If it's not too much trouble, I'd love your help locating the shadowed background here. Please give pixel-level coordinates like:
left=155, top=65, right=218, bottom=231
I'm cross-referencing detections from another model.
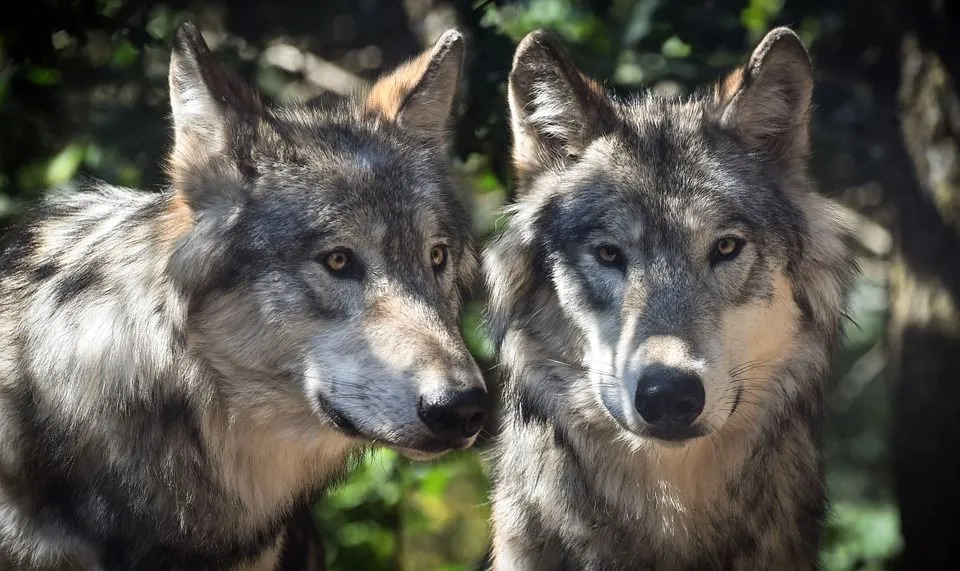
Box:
left=1, top=0, right=958, bottom=569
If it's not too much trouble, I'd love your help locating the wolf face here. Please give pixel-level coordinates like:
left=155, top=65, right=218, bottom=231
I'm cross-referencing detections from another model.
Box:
left=167, top=24, right=485, bottom=456
left=490, top=29, right=848, bottom=444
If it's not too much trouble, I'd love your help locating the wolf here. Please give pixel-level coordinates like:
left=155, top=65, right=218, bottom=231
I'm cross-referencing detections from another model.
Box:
left=0, top=22, right=487, bottom=570
left=484, top=27, right=857, bottom=570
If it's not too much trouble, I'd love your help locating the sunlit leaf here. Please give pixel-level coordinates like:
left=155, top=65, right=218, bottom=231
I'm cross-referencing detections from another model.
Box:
left=661, top=35, right=691, bottom=59
left=147, top=6, right=176, bottom=40
left=479, top=0, right=604, bottom=46
left=0, top=192, right=15, bottom=219
left=45, top=144, right=86, bottom=187
left=622, top=0, right=660, bottom=44
left=821, top=502, right=901, bottom=570
left=740, top=0, right=785, bottom=40
left=97, top=0, right=124, bottom=17
left=51, top=30, right=75, bottom=51
left=419, top=466, right=453, bottom=497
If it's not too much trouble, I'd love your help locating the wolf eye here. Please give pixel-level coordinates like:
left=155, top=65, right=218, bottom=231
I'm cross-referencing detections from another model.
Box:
left=430, top=244, right=448, bottom=271
left=595, top=244, right=625, bottom=268
left=323, top=249, right=353, bottom=275
left=711, top=237, right=745, bottom=264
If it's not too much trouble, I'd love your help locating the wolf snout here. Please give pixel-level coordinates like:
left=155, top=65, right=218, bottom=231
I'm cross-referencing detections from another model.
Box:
left=417, top=387, right=488, bottom=445
left=634, top=366, right=705, bottom=438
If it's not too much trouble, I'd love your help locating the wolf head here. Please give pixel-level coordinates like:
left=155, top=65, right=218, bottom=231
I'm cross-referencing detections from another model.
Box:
left=489, top=28, right=853, bottom=443
left=164, top=23, right=485, bottom=456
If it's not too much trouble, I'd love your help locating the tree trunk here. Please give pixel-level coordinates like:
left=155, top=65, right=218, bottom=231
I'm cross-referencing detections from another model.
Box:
left=889, top=3, right=960, bottom=567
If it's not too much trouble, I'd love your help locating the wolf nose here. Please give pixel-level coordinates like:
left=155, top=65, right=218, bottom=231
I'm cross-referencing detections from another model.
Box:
left=635, top=367, right=705, bottom=427
left=418, top=387, right=488, bottom=443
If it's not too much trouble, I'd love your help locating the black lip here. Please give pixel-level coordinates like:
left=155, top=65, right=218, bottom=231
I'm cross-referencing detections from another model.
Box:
left=315, top=393, right=360, bottom=436
left=607, top=411, right=709, bottom=443
left=643, top=423, right=709, bottom=443
left=314, top=395, right=470, bottom=453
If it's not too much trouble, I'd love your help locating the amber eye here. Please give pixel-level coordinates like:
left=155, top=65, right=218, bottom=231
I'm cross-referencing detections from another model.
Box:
left=430, top=245, right=448, bottom=270
left=717, top=238, right=738, bottom=256
left=712, top=236, right=744, bottom=264
left=325, top=250, right=350, bottom=273
left=595, top=244, right=624, bottom=268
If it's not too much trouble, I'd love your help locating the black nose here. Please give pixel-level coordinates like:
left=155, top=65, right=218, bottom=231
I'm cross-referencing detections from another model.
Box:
left=635, top=366, right=705, bottom=428
left=418, top=387, right=488, bottom=443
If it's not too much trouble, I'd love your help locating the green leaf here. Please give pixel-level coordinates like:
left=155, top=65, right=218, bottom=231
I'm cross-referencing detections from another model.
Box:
left=821, top=501, right=902, bottom=570
left=51, top=30, right=75, bottom=51
left=0, top=191, right=15, bottom=219
left=97, top=0, right=124, bottom=17
left=46, top=144, right=86, bottom=187
left=479, top=0, right=604, bottom=46
left=740, top=0, right=785, bottom=40
left=26, top=67, right=61, bottom=86
left=461, top=304, right=495, bottom=361
left=661, top=35, right=691, bottom=59
left=111, top=40, right=139, bottom=69
left=146, top=6, right=176, bottom=40
left=419, top=466, right=453, bottom=497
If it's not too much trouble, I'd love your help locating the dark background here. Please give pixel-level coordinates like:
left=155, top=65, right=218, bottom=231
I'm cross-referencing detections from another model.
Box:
left=1, top=0, right=958, bottom=569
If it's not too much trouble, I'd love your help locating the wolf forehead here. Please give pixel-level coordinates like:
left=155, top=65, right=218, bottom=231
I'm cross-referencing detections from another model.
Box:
left=210, top=109, right=468, bottom=240
left=540, top=99, right=807, bottom=245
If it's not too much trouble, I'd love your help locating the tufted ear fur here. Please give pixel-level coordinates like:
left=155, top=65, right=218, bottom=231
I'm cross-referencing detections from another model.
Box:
left=508, top=30, right=616, bottom=185
left=167, top=21, right=261, bottom=212
left=365, top=30, right=465, bottom=145
left=715, top=27, right=814, bottom=171
left=165, top=22, right=265, bottom=294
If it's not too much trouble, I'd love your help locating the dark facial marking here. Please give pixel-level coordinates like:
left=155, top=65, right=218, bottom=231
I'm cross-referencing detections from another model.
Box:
left=315, top=392, right=360, bottom=436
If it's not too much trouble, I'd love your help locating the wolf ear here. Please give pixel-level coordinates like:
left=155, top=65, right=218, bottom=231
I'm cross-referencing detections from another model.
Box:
left=168, top=22, right=261, bottom=207
left=508, top=30, right=615, bottom=184
left=365, top=30, right=464, bottom=144
left=716, top=27, right=813, bottom=169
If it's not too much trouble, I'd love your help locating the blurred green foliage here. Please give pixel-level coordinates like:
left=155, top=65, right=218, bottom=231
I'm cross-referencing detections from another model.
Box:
left=317, top=449, right=492, bottom=570
left=0, top=0, right=905, bottom=569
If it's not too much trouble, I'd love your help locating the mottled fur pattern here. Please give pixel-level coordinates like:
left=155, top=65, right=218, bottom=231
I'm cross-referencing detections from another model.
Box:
left=486, top=28, right=857, bottom=570
left=0, top=23, right=485, bottom=570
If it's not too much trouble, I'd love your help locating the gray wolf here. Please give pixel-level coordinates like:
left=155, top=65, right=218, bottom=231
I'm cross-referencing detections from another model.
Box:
left=0, top=22, right=486, bottom=570
left=485, top=27, right=856, bottom=570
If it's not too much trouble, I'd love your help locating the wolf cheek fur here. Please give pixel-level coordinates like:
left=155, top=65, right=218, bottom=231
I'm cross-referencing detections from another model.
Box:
left=486, top=28, right=857, bottom=570
left=0, top=23, right=486, bottom=570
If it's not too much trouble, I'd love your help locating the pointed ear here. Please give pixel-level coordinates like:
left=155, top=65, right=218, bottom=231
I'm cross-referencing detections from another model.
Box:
left=716, top=27, right=813, bottom=169
left=508, top=30, right=615, bottom=183
left=365, top=29, right=464, bottom=144
left=167, top=22, right=261, bottom=206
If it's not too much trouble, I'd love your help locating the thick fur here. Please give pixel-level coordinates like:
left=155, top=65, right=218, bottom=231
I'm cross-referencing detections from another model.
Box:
left=486, top=28, right=857, bottom=570
left=0, top=23, right=484, bottom=570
